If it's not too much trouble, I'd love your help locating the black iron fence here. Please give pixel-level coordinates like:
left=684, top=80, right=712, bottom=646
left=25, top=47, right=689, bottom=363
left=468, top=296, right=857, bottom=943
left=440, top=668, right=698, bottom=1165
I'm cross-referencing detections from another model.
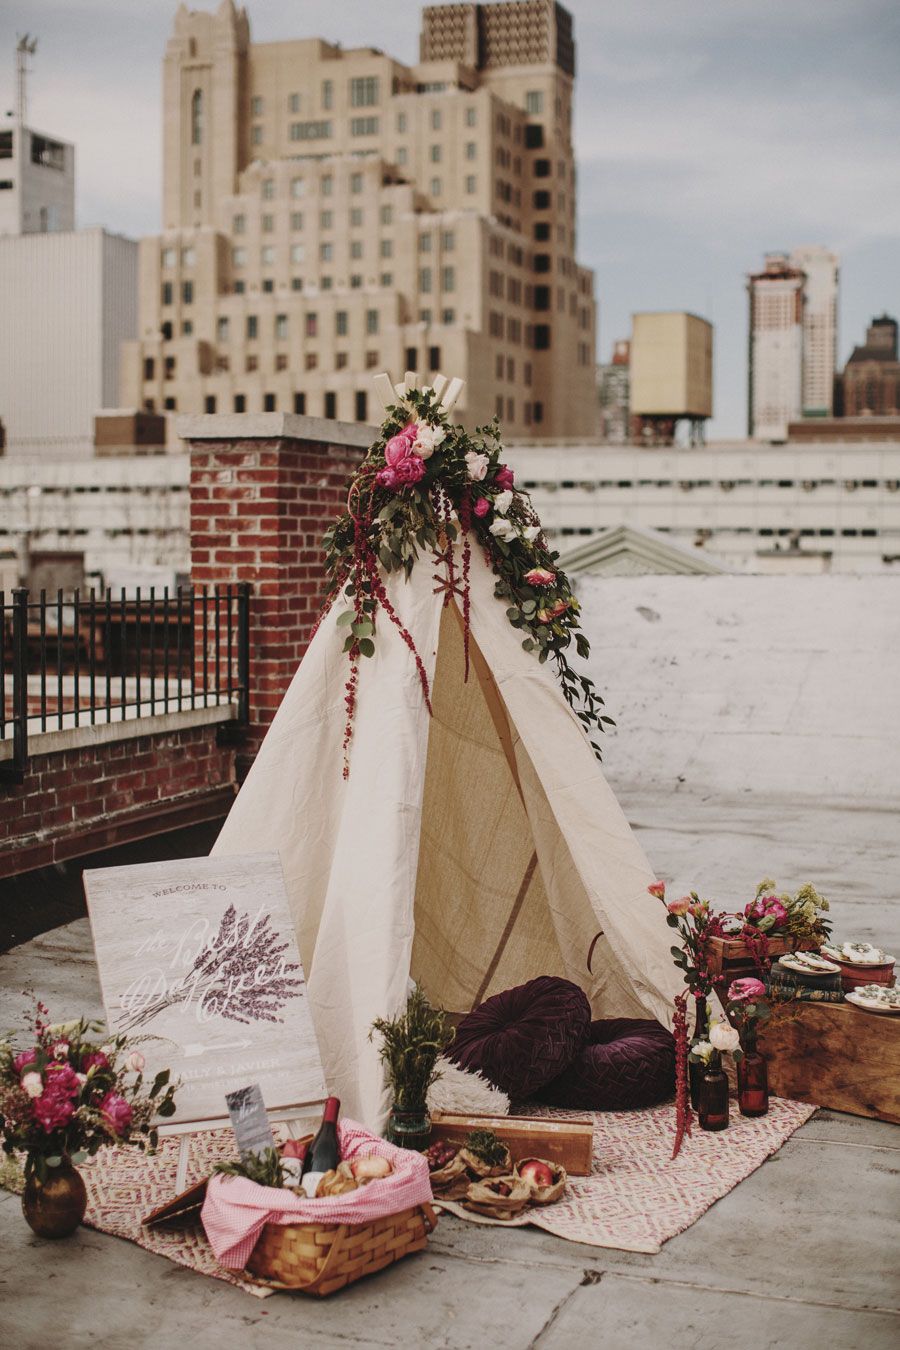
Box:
left=0, top=584, right=250, bottom=785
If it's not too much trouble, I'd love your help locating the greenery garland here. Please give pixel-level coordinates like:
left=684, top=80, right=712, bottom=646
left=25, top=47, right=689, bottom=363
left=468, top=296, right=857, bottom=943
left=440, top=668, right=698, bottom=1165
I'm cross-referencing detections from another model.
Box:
left=322, top=386, right=614, bottom=774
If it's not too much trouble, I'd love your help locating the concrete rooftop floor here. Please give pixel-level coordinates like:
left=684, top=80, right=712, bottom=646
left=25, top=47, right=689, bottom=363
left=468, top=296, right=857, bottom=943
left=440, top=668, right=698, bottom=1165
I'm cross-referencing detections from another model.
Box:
left=2, top=574, right=899, bottom=1346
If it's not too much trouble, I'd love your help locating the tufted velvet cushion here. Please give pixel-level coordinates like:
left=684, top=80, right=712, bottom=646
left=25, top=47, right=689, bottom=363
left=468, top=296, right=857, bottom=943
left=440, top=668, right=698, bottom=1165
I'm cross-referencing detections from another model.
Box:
left=449, top=977, right=592, bottom=1098
left=537, top=1017, right=675, bottom=1111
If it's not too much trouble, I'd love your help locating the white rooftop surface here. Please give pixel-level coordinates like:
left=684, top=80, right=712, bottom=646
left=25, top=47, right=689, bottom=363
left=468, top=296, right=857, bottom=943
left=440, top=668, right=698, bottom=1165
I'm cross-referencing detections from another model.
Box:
left=583, top=574, right=900, bottom=952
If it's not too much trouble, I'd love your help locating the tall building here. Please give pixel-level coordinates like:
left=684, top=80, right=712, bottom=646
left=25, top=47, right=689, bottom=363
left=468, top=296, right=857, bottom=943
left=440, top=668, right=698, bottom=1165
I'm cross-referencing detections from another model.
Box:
left=122, top=0, right=597, bottom=437
left=0, top=41, right=137, bottom=459
left=792, top=244, right=839, bottom=418
left=597, top=339, right=629, bottom=444
left=840, top=315, right=900, bottom=417
left=747, top=246, right=839, bottom=441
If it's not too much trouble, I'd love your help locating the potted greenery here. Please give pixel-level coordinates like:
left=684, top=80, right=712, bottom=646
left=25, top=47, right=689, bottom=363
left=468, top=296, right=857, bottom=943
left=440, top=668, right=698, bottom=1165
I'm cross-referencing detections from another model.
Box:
left=370, top=984, right=451, bottom=1150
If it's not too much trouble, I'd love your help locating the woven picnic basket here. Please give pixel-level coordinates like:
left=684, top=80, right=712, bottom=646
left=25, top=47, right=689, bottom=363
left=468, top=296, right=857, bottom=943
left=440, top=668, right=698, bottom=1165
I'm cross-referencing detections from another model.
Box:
left=243, top=1201, right=437, bottom=1296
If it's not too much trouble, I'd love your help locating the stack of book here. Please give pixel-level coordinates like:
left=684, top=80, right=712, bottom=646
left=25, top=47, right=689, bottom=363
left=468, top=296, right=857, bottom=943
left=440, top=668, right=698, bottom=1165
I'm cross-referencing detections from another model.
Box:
left=768, top=957, right=844, bottom=1003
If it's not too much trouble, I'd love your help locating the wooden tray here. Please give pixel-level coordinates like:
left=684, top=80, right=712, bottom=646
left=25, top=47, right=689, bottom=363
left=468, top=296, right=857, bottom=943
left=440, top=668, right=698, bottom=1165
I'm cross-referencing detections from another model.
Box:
left=429, top=1111, right=594, bottom=1176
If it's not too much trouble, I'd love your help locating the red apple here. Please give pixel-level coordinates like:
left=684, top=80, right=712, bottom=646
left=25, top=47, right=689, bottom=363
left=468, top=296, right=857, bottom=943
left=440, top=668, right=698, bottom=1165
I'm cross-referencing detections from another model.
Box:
left=518, top=1158, right=554, bottom=1188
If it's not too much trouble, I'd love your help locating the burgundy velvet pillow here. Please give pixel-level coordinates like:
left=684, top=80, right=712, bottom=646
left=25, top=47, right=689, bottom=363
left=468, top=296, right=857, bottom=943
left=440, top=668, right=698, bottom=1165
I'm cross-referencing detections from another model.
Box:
left=449, top=976, right=592, bottom=1098
left=537, top=1017, right=675, bottom=1111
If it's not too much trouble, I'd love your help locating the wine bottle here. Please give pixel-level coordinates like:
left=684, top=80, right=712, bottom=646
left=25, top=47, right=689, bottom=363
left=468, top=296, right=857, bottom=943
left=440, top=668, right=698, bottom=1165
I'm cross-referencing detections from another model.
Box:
left=300, top=1097, right=340, bottom=1197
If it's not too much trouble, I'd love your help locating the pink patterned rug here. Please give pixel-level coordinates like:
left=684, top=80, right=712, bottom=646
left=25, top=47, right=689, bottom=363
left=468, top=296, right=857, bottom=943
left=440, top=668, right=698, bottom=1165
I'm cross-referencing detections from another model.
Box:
left=436, top=1097, right=816, bottom=1253
left=2, top=1097, right=814, bottom=1291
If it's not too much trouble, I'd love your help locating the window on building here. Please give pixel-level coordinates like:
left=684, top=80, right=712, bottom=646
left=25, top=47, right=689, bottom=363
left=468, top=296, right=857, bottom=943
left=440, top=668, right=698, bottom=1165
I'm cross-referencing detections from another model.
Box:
left=355, top=390, right=368, bottom=422
left=419, top=267, right=432, bottom=292
left=324, top=391, right=337, bottom=419
left=351, top=117, right=379, bottom=136
left=251, top=125, right=263, bottom=145
left=496, top=353, right=504, bottom=379
left=419, top=234, right=432, bottom=252
left=291, top=276, right=303, bottom=291
left=466, top=106, right=476, bottom=127
left=143, top=357, right=155, bottom=380
left=405, top=346, right=417, bottom=369
left=232, top=246, right=246, bottom=266
left=233, top=213, right=246, bottom=235
left=289, top=92, right=300, bottom=113
left=350, top=274, right=363, bottom=288
left=366, top=350, right=379, bottom=368
left=430, top=144, right=442, bottom=162
left=350, top=172, right=364, bottom=195
left=525, top=90, right=544, bottom=115
left=289, top=211, right=302, bottom=231
left=380, top=238, right=393, bottom=258
left=533, top=400, right=544, bottom=423
left=366, top=308, right=378, bottom=335
left=322, top=174, right=333, bottom=196
left=262, top=213, right=274, bottom=233
left=261, top=246, right=275, bottom=265
left=164, top=397, right=177, bottom=411
left=322, top=80, right=333, bottom=110
left=441, top=266, right=455, bottom=292
left=262, top=278, right=274, bottom=293
left=431, top=109, right=442, bottom=130
left=465, top=175, right=476, bottom=194
left=293, top=392, right=306, bottom=414
left=350, top=239, right=363, bottom=259
left=164, top=355, right=176, bottom=378
left=441, top=307, right=455, bottom=324
left=275, top=313, right=288, bottom=340
left=420, top=308, right=432, bottom=324
left=191, top=89, right=203, bottom=145
left=397, top=112, right=407, bottom=133
left=161, top=247, right=176, bottom=267
left=320, top=242, right=333, bottom=261
left=534, top=159, right=551, bottom=178
left=533, top=189, right=551, bottom=209
left=290, top=243, right=305, bottom=263
left=334, top=351, right=348, bottom=369
left=216, top=316, right=229, bottom=342
left=380, top=205, right=393, bottom=226
left=251, top=95, right=264, bottom=116
left=321, top=275, right=333, bottom=289
left=320, top=209, right=333, bottom=230
left=306, top=313, right=318, bottom=337
left=290, top=120, right=332, bottom=141
left=204, top=395, right=216, bottom=414
left=350, top=76, right=379, bottom=107
left=291, top=176, right=305, bottom=197
left=263, top=393, right=276, bottom=412
left=247, top=315, right=258, bottom=340
left=428, top=345, right=441, bottom=371
left=161, top=281, right=173, bottom=306
left=430, top=177, right=442, bottom=196
left=305, top=353, right=318, bottom=370
left=233, top=280, right=245, bottom=294
left=234, top=394, right=246, bottom=413
left=335, top=310, right=349, bottom=336
left=262, top=178, right=275, bottom=200
left=380, top=272, right=393, bottom=286
left=193, top=189, right=201, bottom=208
left=397, top=146, right=408, bottom=165
left=246, top=355, right=258, bottom=372
left=465, top=142, right=476, bottom=160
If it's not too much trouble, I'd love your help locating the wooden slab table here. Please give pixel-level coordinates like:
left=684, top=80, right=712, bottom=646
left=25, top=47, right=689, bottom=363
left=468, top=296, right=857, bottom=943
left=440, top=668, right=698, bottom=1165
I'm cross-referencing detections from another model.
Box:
left=759, top=1000, right=900, bottom=1125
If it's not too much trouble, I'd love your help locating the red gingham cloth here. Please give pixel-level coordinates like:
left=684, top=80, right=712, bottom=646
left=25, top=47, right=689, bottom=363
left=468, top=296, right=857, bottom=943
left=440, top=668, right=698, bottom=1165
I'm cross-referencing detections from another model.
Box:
left=201, top=1119, right=434, bottom=1269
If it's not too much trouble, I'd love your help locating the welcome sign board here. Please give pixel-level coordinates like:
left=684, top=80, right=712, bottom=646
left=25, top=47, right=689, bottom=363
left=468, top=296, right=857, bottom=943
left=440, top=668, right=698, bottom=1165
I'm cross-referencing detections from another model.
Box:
left=83, top=853, right=327, bottom=1126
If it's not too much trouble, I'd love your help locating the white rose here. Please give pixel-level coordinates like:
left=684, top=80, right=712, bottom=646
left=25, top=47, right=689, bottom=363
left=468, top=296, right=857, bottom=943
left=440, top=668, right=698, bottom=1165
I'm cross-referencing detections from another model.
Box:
left=522, top=524, right=541, bottom=542
left=489, top=518, right=517, bottom=542
left=709, top=1021, right=740, bottom=1053
left=465, top=451, right=489, bottom=482
left=127, top=1050, right=145, bottom=1073
left=22, top=1072, right=43, bottom=1098
left=412, top=424, right=436, bottom=459
left=690, top=1040, right=714, bottom=1063
left=494, top=489, right=514, bottom=515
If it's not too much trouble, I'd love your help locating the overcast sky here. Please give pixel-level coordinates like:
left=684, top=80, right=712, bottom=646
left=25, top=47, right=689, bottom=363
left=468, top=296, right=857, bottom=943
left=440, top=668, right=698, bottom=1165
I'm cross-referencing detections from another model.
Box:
left=2, top=0, right=899, bottom=437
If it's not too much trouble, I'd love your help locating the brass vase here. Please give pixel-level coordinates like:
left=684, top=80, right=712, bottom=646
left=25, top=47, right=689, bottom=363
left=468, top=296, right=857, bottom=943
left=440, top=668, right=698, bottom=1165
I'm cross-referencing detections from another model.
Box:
left=22, top=1156, right=88, bottom=1239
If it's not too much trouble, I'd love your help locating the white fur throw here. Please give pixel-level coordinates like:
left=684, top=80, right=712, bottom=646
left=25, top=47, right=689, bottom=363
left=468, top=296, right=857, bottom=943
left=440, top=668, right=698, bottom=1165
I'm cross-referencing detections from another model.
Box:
left=427, top=1056, right=510, bottom=1116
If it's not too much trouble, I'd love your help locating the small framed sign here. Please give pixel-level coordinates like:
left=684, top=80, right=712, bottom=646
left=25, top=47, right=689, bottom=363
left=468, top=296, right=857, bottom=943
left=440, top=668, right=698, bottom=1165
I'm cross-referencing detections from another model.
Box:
left=83, top=852, right=327, bottom=1127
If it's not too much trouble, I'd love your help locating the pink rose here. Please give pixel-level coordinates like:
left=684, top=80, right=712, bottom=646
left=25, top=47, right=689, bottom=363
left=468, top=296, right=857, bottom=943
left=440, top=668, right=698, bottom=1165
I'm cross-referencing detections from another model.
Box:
left=745, top=895, right=788, bottom=927
left=474, top=497, right=491, bottom=518
left=385, top=432, right=415, bottom=467
left=100, top=1091, right=133, bottom=1137
left=667, top=896, right=692, bottom=916
left=524, top=567, right=556, bottom=587
left=647, top=881, right=666, bottom=900
left=495, top=464, right=515, bottom=491
left=728, top=977, right=766, bottom=1003
left=82, top=1051, right=110, bottom=1074
left=126, top=1050, right=145, bottom=1073
left=13, top=1049, right=37, bottom=1075
left=537, top=598, right=569, bottom=622
left=376, top=466, right=399, bottom=489
left=33, top=1086, right=77, bottom=1133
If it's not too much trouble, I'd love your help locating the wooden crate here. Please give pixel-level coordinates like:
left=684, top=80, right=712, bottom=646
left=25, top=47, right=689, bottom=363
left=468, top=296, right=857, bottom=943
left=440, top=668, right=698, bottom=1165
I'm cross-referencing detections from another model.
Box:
left=759, top=1001, right=900, bottom=1125
left=706, top=933, right=802, bottom=976
left=429, top=1111, right=594, bottom=1176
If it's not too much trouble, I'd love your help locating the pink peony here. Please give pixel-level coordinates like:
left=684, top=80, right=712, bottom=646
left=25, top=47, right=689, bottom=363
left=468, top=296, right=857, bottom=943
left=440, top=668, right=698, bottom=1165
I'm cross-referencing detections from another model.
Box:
left=100, top=1091, right=133, bottom=1137
left=524, top=567, right=556, bottom=587
left=494, top=464, right=515, bottom=491
left=393, top=455, right=425, bottom=486
left=667, top=896, right=692, bottom=916
left=728, top=977, right=766, bottom=1003
left=32, top=1064, right=80, bottom=1133
left=647, top=881, right=666, bottom=900
left=13, top=1049, right=37, bottom=1075
left=82, top=1051, right=110, bottom=1074
left=474, top=497, right=491, bottom=518
left=376, top=465, right=399, bottom=489
left=384, top=432, right=415, bottom=467
left=745, top=895, right=788, bottom=927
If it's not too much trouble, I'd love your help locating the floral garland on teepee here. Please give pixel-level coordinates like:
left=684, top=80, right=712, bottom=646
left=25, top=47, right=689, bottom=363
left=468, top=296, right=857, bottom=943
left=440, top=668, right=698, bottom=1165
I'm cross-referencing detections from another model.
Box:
left=322, top=374, right=613, bottom=776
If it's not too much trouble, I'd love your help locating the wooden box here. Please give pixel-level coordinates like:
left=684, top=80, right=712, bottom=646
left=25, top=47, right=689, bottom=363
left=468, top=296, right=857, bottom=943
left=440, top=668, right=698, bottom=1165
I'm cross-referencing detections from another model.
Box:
left=759, top=1001, right=900, bottom=1125
left=428, top=1111, right=594, bottom=1176
left=707, top=933, right=802, bottom=976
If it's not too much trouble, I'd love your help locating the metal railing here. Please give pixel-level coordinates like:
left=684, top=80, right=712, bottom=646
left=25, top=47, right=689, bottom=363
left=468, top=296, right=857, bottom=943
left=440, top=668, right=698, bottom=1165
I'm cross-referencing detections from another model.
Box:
left=0, top=583, right=250, bottom=785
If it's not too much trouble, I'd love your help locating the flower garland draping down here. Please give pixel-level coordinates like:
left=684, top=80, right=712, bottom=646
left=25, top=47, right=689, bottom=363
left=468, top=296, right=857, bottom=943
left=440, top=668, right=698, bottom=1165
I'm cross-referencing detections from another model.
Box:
left=322, top=386, right=613, bottom=776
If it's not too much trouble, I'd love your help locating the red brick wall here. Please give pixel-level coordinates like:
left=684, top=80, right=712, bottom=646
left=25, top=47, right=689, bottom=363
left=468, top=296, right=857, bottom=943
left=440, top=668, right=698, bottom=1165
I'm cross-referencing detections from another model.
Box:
left=0, top=725, right=235, bottom=879
left=189, top=434, right=363, bottom=771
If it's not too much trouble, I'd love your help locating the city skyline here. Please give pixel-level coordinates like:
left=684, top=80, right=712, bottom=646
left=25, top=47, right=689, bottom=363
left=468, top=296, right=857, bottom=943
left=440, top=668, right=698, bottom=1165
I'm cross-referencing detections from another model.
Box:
left=1, top=0, right=898, bottom=438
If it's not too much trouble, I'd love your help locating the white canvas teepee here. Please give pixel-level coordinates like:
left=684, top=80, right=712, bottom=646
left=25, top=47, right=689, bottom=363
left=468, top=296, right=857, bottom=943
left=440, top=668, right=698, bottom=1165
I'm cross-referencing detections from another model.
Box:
left=212, top=375, right=684, bottom=1130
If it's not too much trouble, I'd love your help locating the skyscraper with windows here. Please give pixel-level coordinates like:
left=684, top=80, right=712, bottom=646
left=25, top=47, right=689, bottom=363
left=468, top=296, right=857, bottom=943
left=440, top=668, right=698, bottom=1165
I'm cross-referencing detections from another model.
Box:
left=122, top=0, right=597, bottom=437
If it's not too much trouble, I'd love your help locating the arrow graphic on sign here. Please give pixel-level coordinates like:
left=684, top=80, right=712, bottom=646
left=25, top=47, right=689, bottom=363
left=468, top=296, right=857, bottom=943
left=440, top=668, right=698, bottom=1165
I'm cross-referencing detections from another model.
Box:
left=182, top=1039, right=253, bottom=1057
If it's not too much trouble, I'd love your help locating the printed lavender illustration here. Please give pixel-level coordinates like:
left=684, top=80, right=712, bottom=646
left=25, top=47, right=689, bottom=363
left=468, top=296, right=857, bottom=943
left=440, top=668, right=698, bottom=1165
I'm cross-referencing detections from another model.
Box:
left=117, top=904, right=304, bottom=1032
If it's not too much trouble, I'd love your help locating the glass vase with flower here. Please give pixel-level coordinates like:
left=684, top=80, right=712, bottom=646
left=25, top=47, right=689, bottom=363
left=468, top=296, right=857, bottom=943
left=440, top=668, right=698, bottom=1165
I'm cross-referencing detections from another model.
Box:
left=0, top=1001, right=178, bottom=1238
left=725, top=978, right=772, bottom=1117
